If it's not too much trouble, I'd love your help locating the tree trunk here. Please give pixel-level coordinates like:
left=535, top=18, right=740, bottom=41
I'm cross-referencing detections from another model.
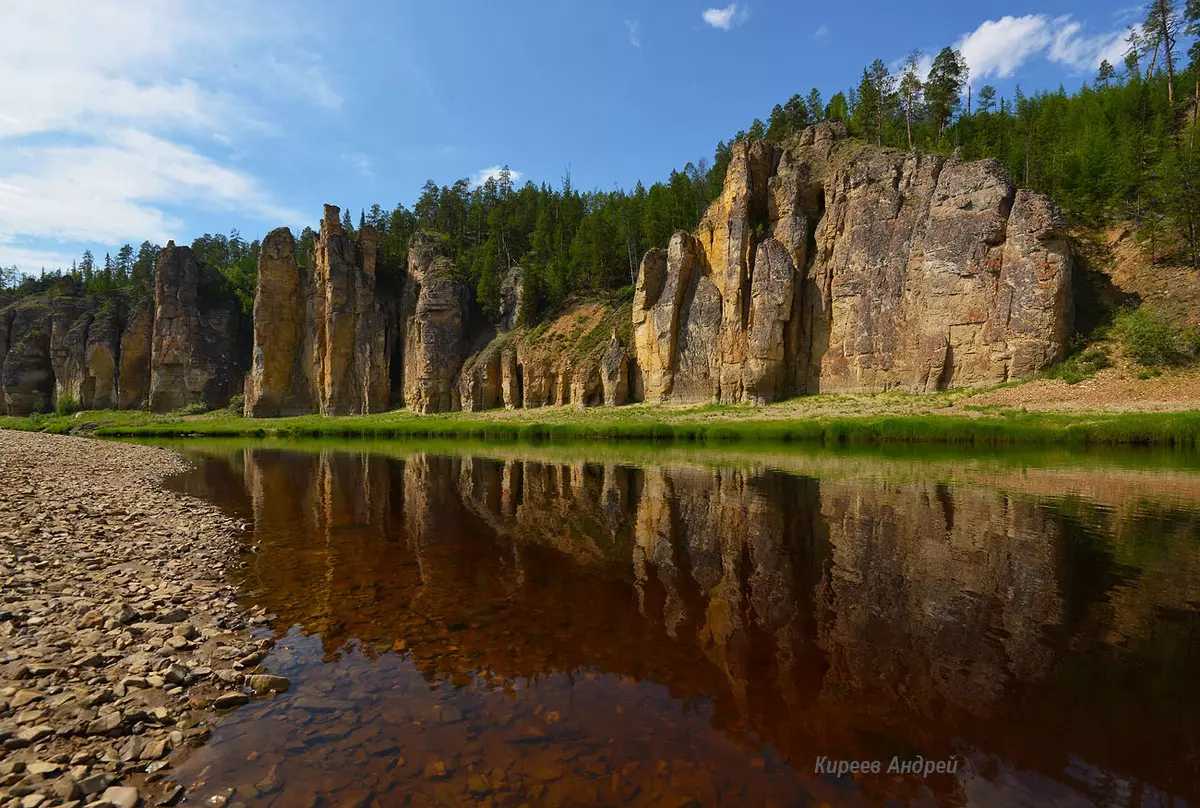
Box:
left=905, top=94, right=913, bottom=150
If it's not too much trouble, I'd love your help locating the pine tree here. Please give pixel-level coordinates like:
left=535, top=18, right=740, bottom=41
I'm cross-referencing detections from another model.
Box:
left=926, top=47, right=969, bottom=143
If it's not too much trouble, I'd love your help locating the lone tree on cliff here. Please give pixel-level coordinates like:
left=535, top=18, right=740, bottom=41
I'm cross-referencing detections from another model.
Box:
left=926, top=47, right=969, bottom=143
left=899, top=51, right=923, bottom=150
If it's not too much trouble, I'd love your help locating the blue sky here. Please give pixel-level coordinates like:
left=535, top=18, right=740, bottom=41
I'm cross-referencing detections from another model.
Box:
left=0, top=0, right=1152, bottom=272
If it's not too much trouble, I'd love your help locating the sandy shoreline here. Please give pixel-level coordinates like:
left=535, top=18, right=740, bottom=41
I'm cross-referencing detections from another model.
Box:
left=0, top=432, right=283, bottom=808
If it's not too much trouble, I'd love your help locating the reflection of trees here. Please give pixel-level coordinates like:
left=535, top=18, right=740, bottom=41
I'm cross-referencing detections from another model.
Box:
left=175, top=447, right=1200, bottom=803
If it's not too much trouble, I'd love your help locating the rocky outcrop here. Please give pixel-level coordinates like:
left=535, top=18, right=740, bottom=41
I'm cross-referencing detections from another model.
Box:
left=400, top=232, right=469, bottom=414
left=460, top=303, right=632, bottom=411
left=633, top=124, right=1073, bottom=403
left=117, top=304, right=152, bottom=411
left=243, top=228, right=313, bottom=417
left=148, top=243, right=240, bottom=412
left=243, top=208, right=392, bottom=417
left=310, top=206, right=391, bottom=415
left=84, top=308, right=120, bottom=409
left=458, top=345, right=502, bottom=412
left=1, top=301, right=54, bottom=416
left=500, top=266, right=524, bottom=331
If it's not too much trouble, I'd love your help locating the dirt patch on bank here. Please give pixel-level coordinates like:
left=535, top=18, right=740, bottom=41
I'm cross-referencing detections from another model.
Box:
left=959, top=367, right=1200, bottom=412
left=0, top=432, right=282, bottom=808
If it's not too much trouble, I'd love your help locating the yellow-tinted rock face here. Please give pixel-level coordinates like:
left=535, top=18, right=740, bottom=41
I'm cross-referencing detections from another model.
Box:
left=243, top=208, right=391, bottom=417
left=244, top=228, right=311, bottom=417
left=312, top=206, right=391, bottom=415
left=632, top=124, right=1073, bottom=402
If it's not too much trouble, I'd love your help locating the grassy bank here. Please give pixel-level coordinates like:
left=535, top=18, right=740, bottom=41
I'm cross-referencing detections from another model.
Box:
left=3, top=395, right=1200, bottom=448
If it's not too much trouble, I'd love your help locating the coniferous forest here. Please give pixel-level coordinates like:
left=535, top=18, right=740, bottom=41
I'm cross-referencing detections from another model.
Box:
left=3, top=1, right=1199, bottom=333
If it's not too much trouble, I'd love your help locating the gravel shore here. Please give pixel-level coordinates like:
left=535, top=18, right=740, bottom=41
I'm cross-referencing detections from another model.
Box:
left=0, top=432, right=283, bottom=808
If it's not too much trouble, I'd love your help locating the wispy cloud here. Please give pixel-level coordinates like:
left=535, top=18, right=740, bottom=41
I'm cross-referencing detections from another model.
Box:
left=624, top=18, right=641, bottom=47
left=814, top=24, right=830, bottom=39
left=341, top=151, right=374, bottom=179
left=954, top=14, right=1131, bottom=82
left=702, top=3, right=748, bottom=31
left=472, top=166, right=523, bottom=189
left=0, top=1, right=337, bottom=271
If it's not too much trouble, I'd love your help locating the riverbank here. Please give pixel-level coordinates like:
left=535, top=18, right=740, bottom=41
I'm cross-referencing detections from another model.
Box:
left=3, top=389, right=1200, bottom=448
left=0, top=432, right=284, bottom=808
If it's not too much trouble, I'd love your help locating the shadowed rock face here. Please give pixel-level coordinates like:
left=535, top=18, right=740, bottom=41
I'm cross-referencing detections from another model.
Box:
left=1, top=283, right=140, bottom=415
left=633, top=124, right=1073, bottom=403
left=1, top=302, right=54, bottom=416
left=148, top=243, right=240, bottom=412
left=117, top=303, right=152, bottom=411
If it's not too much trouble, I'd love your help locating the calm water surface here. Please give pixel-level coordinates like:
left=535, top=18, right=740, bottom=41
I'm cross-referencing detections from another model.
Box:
left=157, top=441, right=1200, bottom=807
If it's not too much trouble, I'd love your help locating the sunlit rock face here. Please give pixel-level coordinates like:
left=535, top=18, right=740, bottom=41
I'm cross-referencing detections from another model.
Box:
left=632, top=123, right=1073, bottom=402
left=243, top=207, right=392, bottom=417
left=311, top=206, right=392, bottom=416
left=400, top=232, right=469, bottom=414
left=148, top=243, right=240, bottom=412
left=243, top=228, right=313, bottom=418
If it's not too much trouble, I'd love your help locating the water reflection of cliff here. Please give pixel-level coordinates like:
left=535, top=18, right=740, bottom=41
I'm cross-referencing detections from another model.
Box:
left=180, top=447, right=1200, bottom=803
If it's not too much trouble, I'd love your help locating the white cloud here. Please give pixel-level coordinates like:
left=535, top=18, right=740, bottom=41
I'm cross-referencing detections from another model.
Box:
left=342, top=151, right=375, bottom=179
left=952, top=14, right=1132, bottom=83
left=702, top=3, right=747, bottom=31
left=814, top=24, right=830, bottom=39
left=1047, top=17, right=1131, bottom=72
left=955, top=16, right=1052, bottom=80
left=472, top=166, right=523, bottom=189
left=0, top=242, right=80, bottom=275
left=0, top=1, right=339, bottom=272
left=624, top=19, right=641, bottom=47
left=0, top=131, right=301, bottom=246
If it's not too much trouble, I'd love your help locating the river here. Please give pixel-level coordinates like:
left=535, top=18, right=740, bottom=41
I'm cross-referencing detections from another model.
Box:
left=151, top=439, right=1200, bottom=807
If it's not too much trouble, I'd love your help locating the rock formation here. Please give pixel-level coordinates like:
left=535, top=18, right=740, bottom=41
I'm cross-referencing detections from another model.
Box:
left=243, top=228, right=313, bottom=417
left=633, top=124, right=1074, bottom=403
left=0, top=301, right=54, bottom=416
left=117, top=304, right=152, bottom=411
left=1, top=282, right=137, bottom=416
left=243, top=208, right=392, bottom=417
left=400, top=232, right=469, bottom=414
left=310, top=206, right=391, bottom=415
left=148, top=243, right=240, bottom=412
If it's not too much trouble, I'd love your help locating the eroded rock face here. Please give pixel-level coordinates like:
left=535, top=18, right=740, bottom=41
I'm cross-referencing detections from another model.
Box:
left=148, top=243, right=240, bottom=412
left=632, top=124, right=1073, bottom=402
left=1, top=302, right=54, bottom=416
left=244, top=228, right=314, bottom=417
left=117, top=304, right=152, bottom=411
left=401, top=232, right=469, bottom=414
left=311, top=207, right=391, bottom=415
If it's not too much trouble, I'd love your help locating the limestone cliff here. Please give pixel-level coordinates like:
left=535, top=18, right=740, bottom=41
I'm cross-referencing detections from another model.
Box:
left=1, top=284, right=138, bottom=415
left=243, top=228, right=313, bottom=417
left=310, top=205, right=391, bottom=415
left=633, top=124, right=1074, bottom=403
left=458, top=302, right=632, bottom=411
left=400, top=232, right=470, bottom=414
left=148, top=243, right=240, bottom=412
left=244, top=208, right=392, bottom=417
left=117, top=303, right=152, bottom=411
